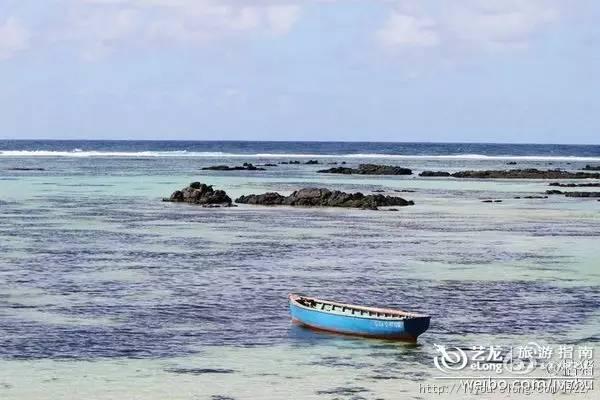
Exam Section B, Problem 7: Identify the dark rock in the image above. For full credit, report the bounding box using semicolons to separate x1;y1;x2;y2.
258;163;277;167
394;189;415;193
327;162;338;165
304;160;320;164
202;165;234;171
7;167;45;171
451;169;600;179
514;195;548;199
201;163;265;171
372;189;386;193
357;164;412;175
163;182;232;206
279;160;301;165
386;208;399;211
165;368;235;375
564;192;600;198
235;192;286;205
235;187;414;210
538;190;600;198
318;164;412;175
506;161;517;165
582;164;600;171
317;166;355;174
419;171;450;177
549;182;600;187
482;199;502;203
169;190;184;202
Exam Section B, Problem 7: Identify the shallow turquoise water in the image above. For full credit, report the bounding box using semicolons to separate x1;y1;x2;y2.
0;155;599;399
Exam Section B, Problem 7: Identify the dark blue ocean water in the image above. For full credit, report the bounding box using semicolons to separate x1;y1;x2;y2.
1;140;600;157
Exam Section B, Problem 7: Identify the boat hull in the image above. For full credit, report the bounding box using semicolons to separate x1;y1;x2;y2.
289;297;430;341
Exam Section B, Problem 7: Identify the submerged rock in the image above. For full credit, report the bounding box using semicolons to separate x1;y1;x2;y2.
582;164;600;171
564;192;600;198
419;171;451;177
549;182;600;187
304;160;320;164
317;164;412;175
7;167;45;171
451;169;600;179
202;163;265;171
163;182;232;206
546;189;600;198
235;187;414;210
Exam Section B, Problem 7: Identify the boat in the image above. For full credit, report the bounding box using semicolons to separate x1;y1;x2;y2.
289;293;430;341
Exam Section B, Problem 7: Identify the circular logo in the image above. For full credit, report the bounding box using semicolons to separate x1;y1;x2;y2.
434;344;468;373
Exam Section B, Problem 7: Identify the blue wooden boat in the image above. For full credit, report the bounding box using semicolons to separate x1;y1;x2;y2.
289;294;430;341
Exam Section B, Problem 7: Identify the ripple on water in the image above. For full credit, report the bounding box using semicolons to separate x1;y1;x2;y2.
1;178;599;361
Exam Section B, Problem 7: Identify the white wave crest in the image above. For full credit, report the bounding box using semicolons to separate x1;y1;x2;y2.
0;150;599;161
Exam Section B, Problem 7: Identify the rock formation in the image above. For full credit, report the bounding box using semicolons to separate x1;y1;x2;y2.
549;182;600;187
582;165;600;171
201;163;265;171
317;164;412;175
451;169;600;179
419;171;451;177
235;187;414;210
163;182;232;206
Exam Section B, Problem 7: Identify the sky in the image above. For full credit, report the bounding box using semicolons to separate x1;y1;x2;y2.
0;0;598;144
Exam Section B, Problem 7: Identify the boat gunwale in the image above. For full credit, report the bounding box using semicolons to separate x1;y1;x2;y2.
289;293;429;321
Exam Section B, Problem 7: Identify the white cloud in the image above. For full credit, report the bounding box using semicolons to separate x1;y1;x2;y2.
265;5;300;35
66;0;301;58
376;13;440;48
0;17;30;60
447;0;559;48
377;0;561;52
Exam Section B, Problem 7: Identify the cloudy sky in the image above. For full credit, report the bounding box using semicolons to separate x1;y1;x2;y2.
0;0;598;143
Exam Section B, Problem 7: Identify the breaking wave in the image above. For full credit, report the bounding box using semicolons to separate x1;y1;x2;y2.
1;149;600;161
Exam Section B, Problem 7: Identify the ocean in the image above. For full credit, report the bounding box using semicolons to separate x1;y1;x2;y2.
0;140;598;399
2;140;600;159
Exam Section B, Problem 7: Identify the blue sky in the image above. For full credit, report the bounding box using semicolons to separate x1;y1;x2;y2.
0;0;598;143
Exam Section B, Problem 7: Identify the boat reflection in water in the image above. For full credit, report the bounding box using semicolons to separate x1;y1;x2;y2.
289;294;430;342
